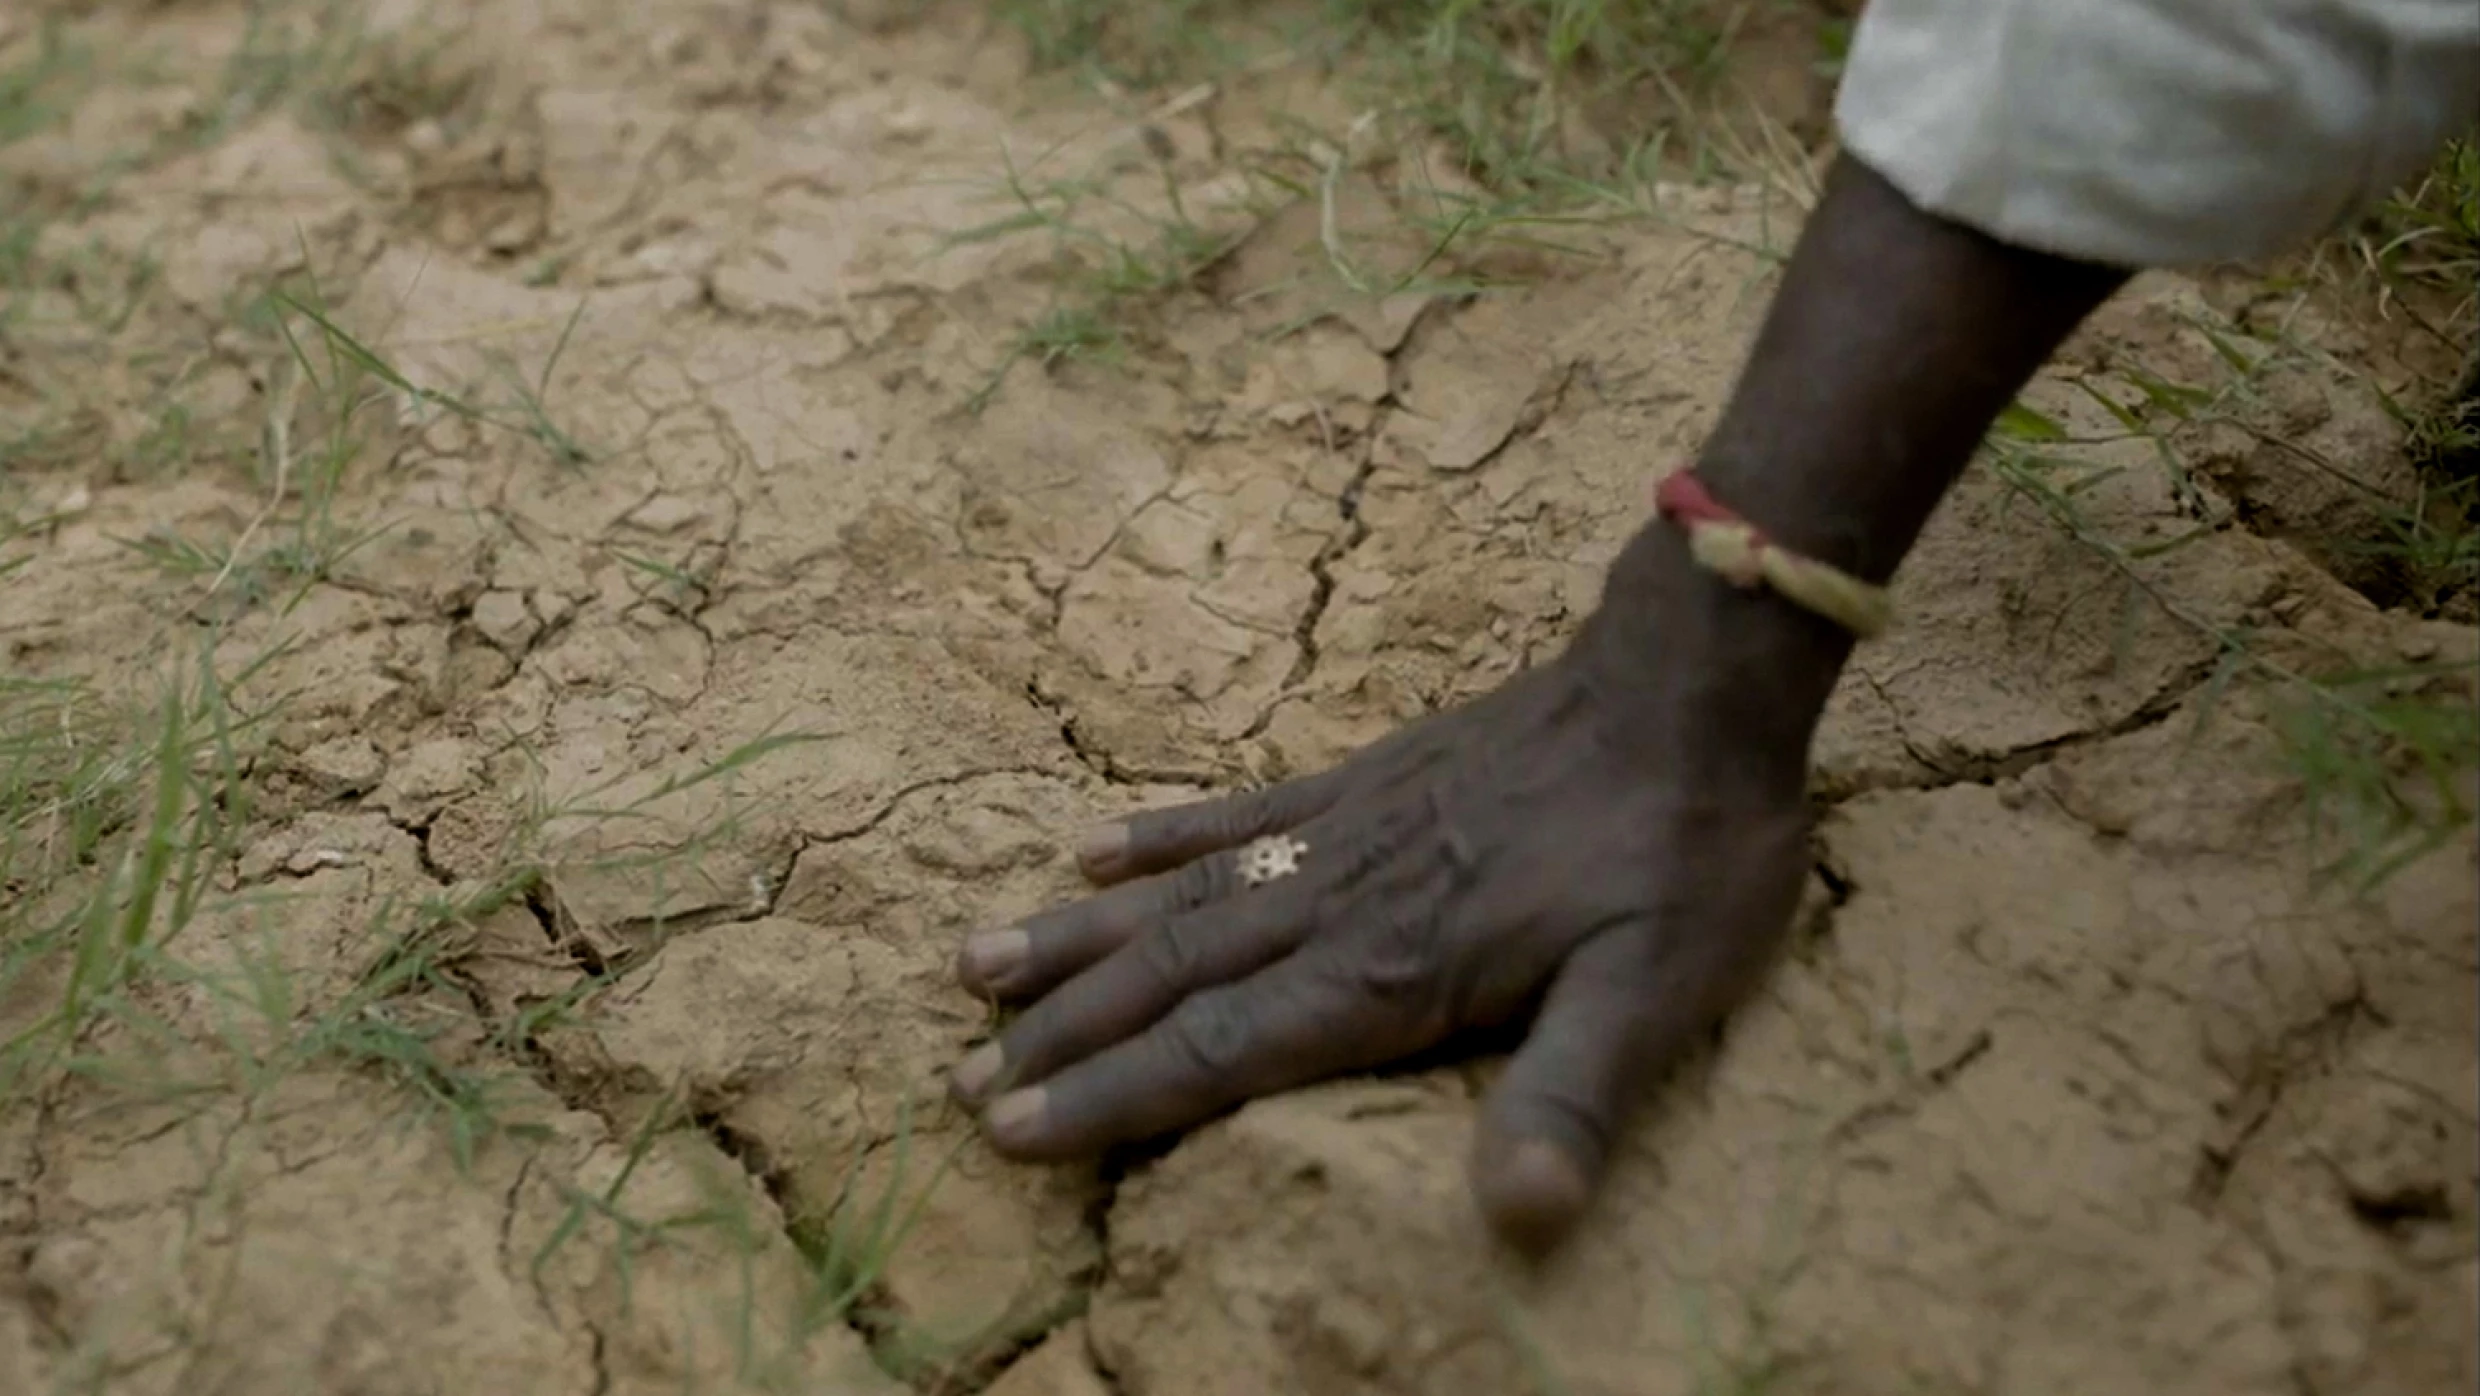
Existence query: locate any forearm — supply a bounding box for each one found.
[1585,0,2480,753]
[1693,154,2129,586]
[1585,154,2127,769]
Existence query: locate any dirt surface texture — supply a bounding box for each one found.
[2,2,2475,1395]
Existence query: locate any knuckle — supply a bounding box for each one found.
[1202,789,1264,843]
[1134,789,1257,855]
[1312,898,1467,1042]
[1344,906,1447,1003]
[1160,990,1258,1080]
[1166,851,1233,910]
[1133,917,1211,995]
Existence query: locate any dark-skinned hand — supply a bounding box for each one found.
[947,153,2130,1255]
[948,538,1831,1255]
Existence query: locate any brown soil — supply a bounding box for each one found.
[2,3,2473,1394]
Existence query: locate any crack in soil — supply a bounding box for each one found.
[2188,991,2377,1207]
[1823,653,2223,804]
[954,1152,1133,1396]
[1267,415,1382,705]
[1823,1027,1998,1147]
[584,1321,612,1396]
[1024,677,1218,788]
[810,766,1074,847]
[498,1152,558,1325]
[688,1109,912,1385]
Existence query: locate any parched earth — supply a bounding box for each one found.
[2,2,2474,1394]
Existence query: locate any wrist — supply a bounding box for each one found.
[1641,154,2128,593]
[1688,447,1914,589]
[1578,518,1854,784]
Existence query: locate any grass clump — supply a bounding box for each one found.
[0,17,92,150]
[949,136,1264,408]
[1988,376,2477,891]
[1982,129,2479,890]
[997,0,1760,185]
[955,0,1824,408]
[995,0,1223,83]
[2347,136,2479,353]
[1314,0,1751,188]
[2271,662,2479,887]
[108,270,594,617]
[0,649,269,1098]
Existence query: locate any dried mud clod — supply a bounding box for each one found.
[2,2,2475,1395]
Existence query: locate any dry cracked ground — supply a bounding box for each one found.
[2,2,2476,1394]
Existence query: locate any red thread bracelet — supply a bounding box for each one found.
[1654,471,1770,585]
[1651,469,1894,638]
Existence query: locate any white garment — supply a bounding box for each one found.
[1834,0,2480,266]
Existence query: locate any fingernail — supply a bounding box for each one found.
[1503,1140,1589,1206]
[960,928,1028,988]
[985,1087,1046,1145]
[951,1042,1005,1102]
[1075,822,1128,877]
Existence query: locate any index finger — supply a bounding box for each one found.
[1076,768,1344,884]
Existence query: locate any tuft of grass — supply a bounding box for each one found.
[949,113,1615,411]
[2270,662,2480,887]
[107,268,597,616]
[2344,137,2480,608]
[1330,0,1748,190]
[1986,391,2478,891]
[184,0,366,149]
[0,16,92,150]
[999,0,1757,189]
[4,0,564,501]
[2,657,822,1127]
[0,644,277,1089]
[1982,257,2476,889]
[288,917,560,1167]
[2345,136,2479,355]
[949,137,1260,409]
[608,543,723,613]
[520,1090,966,1391]
[782,1095,976,1381]
[529,1084,681,1295]
[992,0,1222,86]
[270,279,598,464]
[5,8,931,1381]
[2332,471,2480,617]
[494,294,596,467]
[953,1,1818,412]
[2332,135,2480,543]
[966,303,1127,413]
[311,15,486,138]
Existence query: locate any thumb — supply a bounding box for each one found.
[1468,923,1705,1258]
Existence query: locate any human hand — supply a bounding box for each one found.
[944,147,2137,1250]
[948,536,1832,1254]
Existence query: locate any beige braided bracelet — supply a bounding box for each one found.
[1652,470,1895,639]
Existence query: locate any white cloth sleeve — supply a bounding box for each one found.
[1833,0,2480,267]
